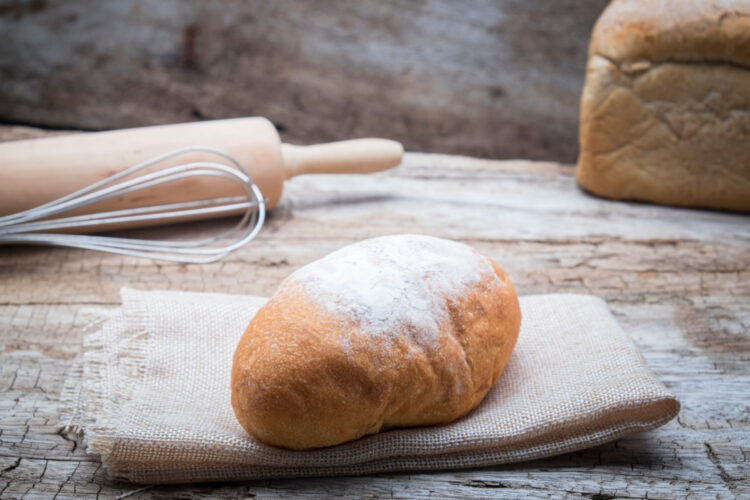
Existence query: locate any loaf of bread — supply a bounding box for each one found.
[577,0,750,212]
[231,235,521,450]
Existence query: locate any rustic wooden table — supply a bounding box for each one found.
[1,127,748,498]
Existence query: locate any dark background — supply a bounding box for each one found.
[0,0,609,162]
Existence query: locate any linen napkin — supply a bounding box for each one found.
[61,288,679,484]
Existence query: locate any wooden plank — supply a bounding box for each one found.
[0,128,748,498]
[0,0,609,162]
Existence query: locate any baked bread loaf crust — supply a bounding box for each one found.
[577,0,750,212]
[231,235,521,450]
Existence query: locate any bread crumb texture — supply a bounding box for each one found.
[231,235,521,449]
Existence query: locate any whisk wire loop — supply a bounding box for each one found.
[0,147,266,263]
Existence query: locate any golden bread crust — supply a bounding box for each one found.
[577,0,750,212]
[591,0,750,67]
[231,236,521,450]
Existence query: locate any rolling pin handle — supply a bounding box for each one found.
[280,139,403,179]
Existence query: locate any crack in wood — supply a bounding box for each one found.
[1,457,21,474]
[55,429,77,453]
[449,479,508,489]
[704,442,740,493]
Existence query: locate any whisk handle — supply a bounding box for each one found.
[280,139,403,179]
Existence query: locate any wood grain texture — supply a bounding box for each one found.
[0,0,608,162]
[1,126,749,498]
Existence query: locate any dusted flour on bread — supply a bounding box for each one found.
[280,235,499,350]
[232,235,521,450]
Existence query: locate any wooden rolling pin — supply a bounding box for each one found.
[0,117,403,227]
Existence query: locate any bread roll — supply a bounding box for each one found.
[231,235,521,450]
[577,0,750,212]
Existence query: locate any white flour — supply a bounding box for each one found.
[281,234,500,349]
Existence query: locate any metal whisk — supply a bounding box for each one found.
[0,146,266,264]
[0,118,403,263]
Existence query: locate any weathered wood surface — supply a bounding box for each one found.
[1,125,749,498]
[0,0,609,163]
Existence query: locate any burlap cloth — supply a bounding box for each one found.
[61,288,679,484]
